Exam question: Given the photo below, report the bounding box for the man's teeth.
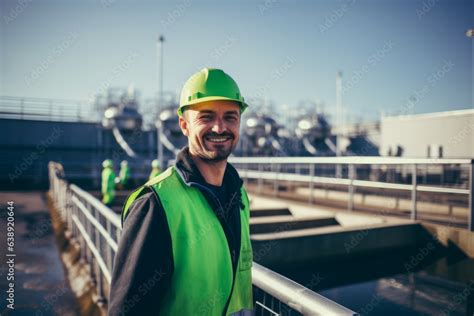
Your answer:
[208,137,229,142]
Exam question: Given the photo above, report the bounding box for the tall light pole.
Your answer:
[335,71,343,178]
[467,29,473,109]
[335,71,342,157]
[157,35,165,168]
[466,28,474,232]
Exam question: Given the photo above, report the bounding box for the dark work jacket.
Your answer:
[108,147,245,316]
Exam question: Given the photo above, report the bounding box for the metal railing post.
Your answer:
[20,98,24,119]
[348,164,355,211]
[257,164,263,194]
[469,160,474,232]
[106,221,113,271]
[411,164,417,221]
[309,164,315,204]
[273,164,279,197]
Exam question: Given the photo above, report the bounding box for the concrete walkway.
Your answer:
[0,192,79,315]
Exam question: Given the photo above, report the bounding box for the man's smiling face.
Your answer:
[179,100,241,162]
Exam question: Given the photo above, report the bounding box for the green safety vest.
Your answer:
[119,166,130,185]
[122,167,254,315]
[102,167,116,204]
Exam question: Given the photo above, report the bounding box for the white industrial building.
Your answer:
[380,108,474,158]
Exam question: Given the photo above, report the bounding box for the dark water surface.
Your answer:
[273,246,474,316]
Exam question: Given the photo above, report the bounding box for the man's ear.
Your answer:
[178,115,189,136]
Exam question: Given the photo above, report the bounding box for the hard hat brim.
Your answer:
[177,96,248,116]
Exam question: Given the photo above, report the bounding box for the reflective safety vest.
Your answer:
[101,167,116,205]
[119,166,130,186]
[122,167,254,316]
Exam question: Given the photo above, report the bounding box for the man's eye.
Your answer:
[225,116,237,121]
[200,115,212,120]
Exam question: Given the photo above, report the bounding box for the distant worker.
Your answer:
[119,160,131,189]
[149,159,161,180]
[101,159,116,206]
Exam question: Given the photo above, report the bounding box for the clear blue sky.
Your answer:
[1,0,473,121]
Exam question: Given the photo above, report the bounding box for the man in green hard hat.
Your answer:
[119,160,131,189]
[109,68,254,315]
[101,159,116,206]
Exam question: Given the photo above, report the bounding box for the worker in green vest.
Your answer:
[119,160,131,189]
[101,159,116,206]
[149,159,161,180]
[109,68,253,315]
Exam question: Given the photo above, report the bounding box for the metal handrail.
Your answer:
[71,213,113,284]
[230,156,474,231]
[230,156,473,165]
[70,184,121,229]
[253,262,356,315]
[72,195,118,252]
[49,161,120,303]
[238,169,470,194]
[48,161,358,315]
[0,95,97,122]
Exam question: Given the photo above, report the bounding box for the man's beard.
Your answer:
[195,132,236,163]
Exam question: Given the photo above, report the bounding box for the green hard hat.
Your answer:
[177,68,248,116]
[103,159,113,168]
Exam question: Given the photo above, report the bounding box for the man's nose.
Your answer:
[211,118,226,134]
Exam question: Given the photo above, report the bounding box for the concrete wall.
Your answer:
[422,222,474,259]
[380,109,474,158]
[251,223,434,268]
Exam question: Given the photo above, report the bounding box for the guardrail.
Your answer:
[0,95,98,122]
[229,156,474,231]
[48,161,357,315]
[49,161,121,304]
